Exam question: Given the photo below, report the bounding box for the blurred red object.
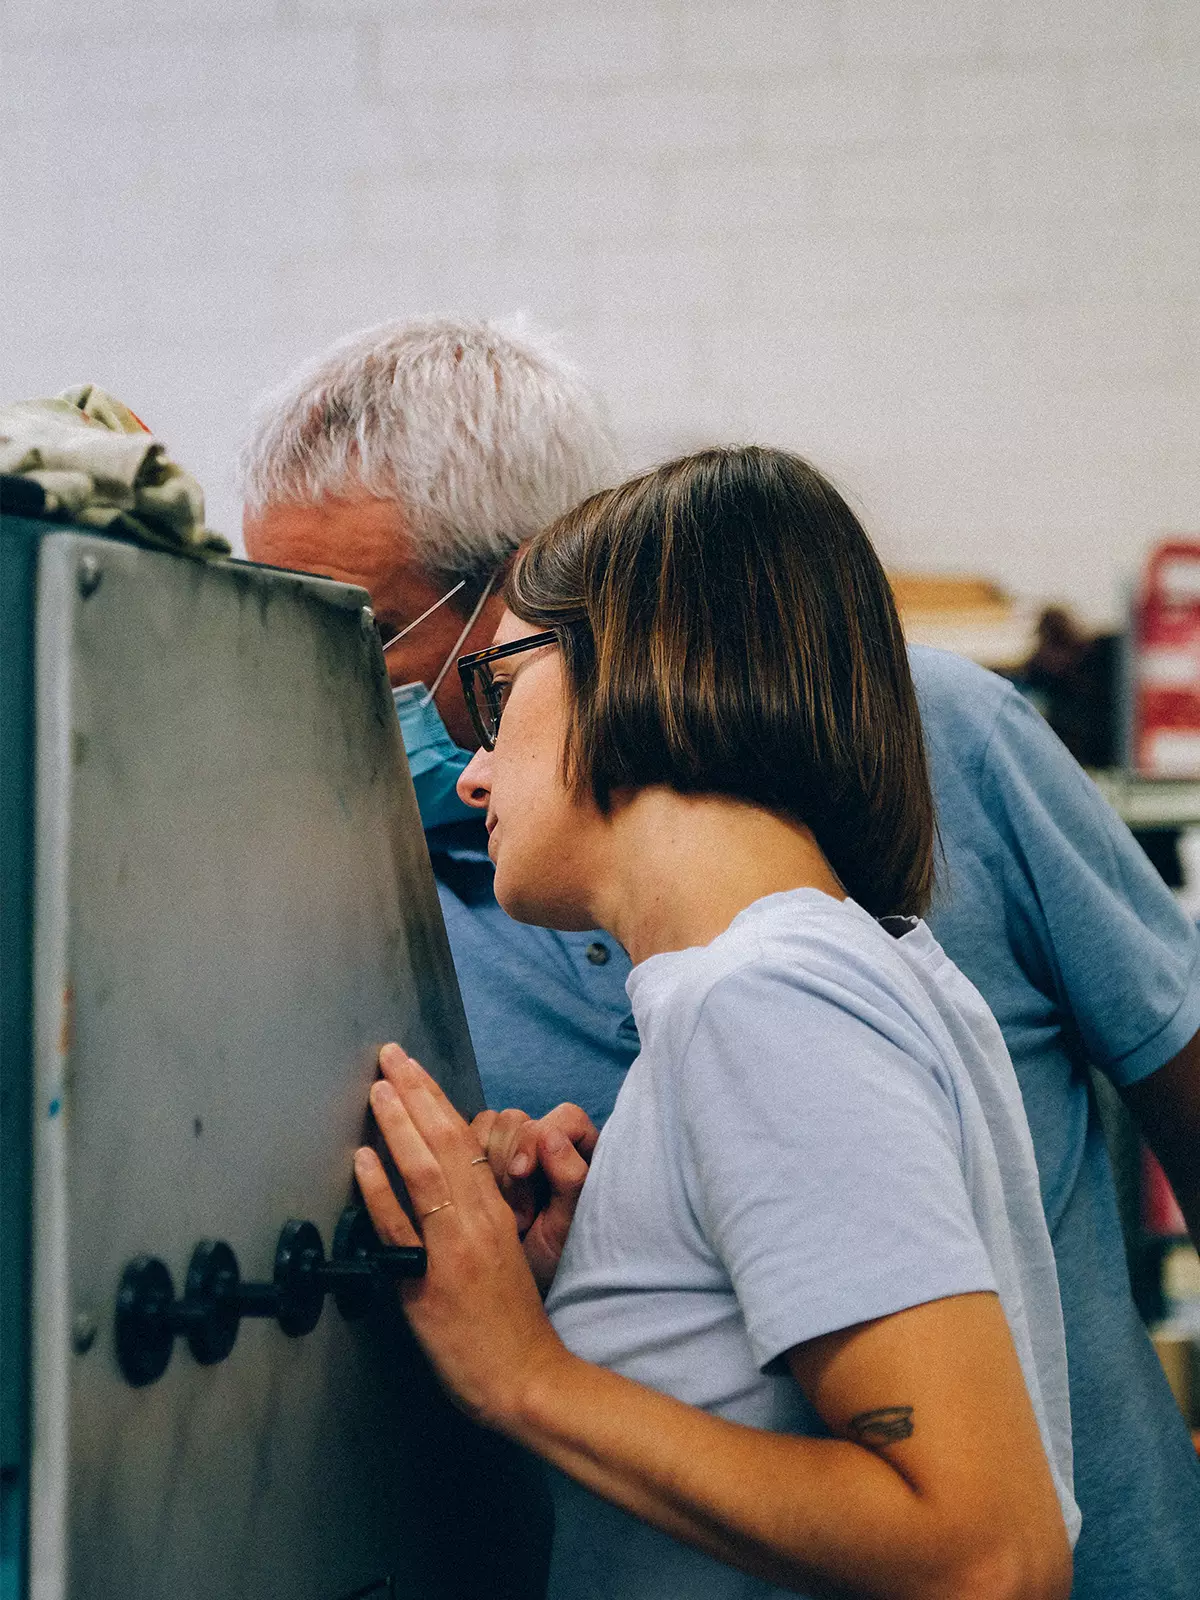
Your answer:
[1144,1145,1189,1236]
[1132,540,1200,777]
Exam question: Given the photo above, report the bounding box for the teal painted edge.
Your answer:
[0,514,44,1600]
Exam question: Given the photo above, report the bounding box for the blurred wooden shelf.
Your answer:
[891,571,1039,672]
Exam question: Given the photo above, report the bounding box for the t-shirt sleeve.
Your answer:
[980,688,1200,1086]
[677,961,997,1373]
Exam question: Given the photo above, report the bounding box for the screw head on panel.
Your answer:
[77,556,103,599]
[71,1310,98,1355]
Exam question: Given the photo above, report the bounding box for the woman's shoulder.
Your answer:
[651,903,981,1168]
[718,890,939,1003]
[634,890,956,1069]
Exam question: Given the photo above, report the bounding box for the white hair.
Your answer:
[238,315,620,586]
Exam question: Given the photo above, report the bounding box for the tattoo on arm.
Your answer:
[847,1406,914,1445]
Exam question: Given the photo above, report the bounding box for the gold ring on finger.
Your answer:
[420,1200,455,1220]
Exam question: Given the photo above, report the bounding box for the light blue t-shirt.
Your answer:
[424,645,1200,1598]
[544,890,1079,1600]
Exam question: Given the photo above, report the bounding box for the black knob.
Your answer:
[329,1205,425,1320]
[114,1239,242,1383]
[115,1256,176,1386]
[273,1220,327,1337]
[189,1238,286,1355]
[181,1239,241,1365]
[114,1210,427,1387]
[276,1212,425,1327]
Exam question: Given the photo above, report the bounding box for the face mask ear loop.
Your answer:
[421,570,498,707]
[380,579,466,652]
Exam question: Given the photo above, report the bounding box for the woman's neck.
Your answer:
[590,788,845,966]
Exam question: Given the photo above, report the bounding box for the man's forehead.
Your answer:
[243,498,411,587]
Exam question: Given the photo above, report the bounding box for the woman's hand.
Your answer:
[354,1043,570,1429]
[471,1103,596,1294]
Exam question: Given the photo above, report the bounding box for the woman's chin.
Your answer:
[494,870,592,932]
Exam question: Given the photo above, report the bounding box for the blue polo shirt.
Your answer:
[424,821,639,1130]
[421,644,1200,1600]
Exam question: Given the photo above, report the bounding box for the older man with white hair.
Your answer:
[242,319,640,1129]
[241,315,1200,1600]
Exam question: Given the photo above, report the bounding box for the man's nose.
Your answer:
[457,747,492,808]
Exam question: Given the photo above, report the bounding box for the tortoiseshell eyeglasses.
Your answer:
[457,631,558,751]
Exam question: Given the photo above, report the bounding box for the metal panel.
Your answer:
[26,532,531,1600]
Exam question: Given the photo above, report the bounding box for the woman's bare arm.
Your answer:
[356,1046,1071,1600]
[489,1293,1070,1600]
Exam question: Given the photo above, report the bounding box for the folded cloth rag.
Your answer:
[0,384,230,556]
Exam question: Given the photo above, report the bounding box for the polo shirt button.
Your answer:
[585,941,610,966]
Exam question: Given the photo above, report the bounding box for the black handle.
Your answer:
[115,1211,427,1385]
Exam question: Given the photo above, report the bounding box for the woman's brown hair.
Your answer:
[505,445,935,918]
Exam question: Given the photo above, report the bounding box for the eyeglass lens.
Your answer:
[462,662,502,750]
[478,664,503,744]
[459,630,558,751]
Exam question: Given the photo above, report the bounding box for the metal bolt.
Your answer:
[72,1311,98,1355]
[77,556,102,599]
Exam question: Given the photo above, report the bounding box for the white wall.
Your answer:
[1,0,1197,624]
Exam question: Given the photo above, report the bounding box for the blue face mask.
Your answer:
[386,571,497,832]
[393,683,478,830]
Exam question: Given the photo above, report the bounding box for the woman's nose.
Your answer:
[457,747,492,809]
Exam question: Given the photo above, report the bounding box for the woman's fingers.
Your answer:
[371,1047,506,1227]
[483,1107,536,1178]
[378,1044,488,1170]
[521,1127,592,1295]
[540,1126,591,1192]
[471,1107,535,1179]
[464,1103,598,1245]
[533,1128,590,1244]
[540,1102,600,1162]
[472,1107,539,1233]
[471,1109,501,1153]
[482,1102,597,1182]
[367,1078,452,1222]
[353,1146,422,1248]
[378,1044,473,1152]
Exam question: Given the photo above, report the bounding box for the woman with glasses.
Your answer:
[354,446,1078,1600]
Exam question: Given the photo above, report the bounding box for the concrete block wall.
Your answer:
[1,0,1197,622]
